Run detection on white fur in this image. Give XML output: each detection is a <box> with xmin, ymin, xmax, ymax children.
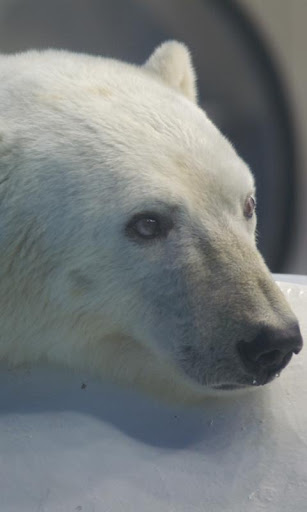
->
<box><xmin>0</xmin><ymin>42</ymin><xmax>300</xmax><ymax>403</ymax></box>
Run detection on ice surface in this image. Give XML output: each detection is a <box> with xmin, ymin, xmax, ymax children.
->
<box><xmin>0</xmin><ymin>276</ymin><xmax>306</xmax><ymax>511</ymax></box>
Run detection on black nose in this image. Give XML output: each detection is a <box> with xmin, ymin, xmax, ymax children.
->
<box><xmin>237</xmin><ymin>324</ymin><xmax>303</xmax><ymax>380</ymax></box>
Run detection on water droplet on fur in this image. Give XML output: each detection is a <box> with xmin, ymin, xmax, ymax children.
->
<box><xmin>252</xmin><ymin>380</ymin><xmax>257</xmax><ymax>385</ymax></box>
<box><xmin>275</xmin><ymin>373</ymin><xmax>280</xmax><ymax>378</ymax></box>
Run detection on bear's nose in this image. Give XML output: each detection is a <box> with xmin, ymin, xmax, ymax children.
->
<box><xmin>237</xmin><ymin>324</ymin><xmax>303</xmax><ymax>379</ymax></box>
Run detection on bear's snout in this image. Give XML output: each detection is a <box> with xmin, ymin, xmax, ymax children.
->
<box><xmin>237</xmin><ymin>324</ymin><xmax>303</xmax><ymax>384</ymax></box>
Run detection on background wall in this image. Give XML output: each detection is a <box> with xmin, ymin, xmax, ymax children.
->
<box><xmin>238</xmin><ymin>0</ymin><xmax>307</xmax><ymax>274</ymax></box>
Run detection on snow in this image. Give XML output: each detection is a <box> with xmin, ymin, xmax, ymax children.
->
<box><xmin>0</xmin><ymin>275</ymin><xmax>306</xmax><ymax>511</ymax></box>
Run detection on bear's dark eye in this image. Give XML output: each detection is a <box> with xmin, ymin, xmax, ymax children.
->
<box><xmin>125</xmin><ymin>212</ymin><xmax>173</xmax><ymax>241</ymax></box>
<box><xmin>244</xmin><ymin>195</ymin><xmax>256</xmax><ymax>219</ymax></box>
<box><xmin>126</xmin><ymin>214</ymin><xmax>162</xmax><ymax>240</ymax></box>
<box><xmin>134</xmin><ymin>217</ymin><xmax>161</xmax><ymax>238</ymax></box>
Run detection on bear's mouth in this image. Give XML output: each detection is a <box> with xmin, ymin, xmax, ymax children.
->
<box><xmin>212</xmin><ymin>383</ymin><xmax>250</xmax><ymax>391</ymax></box>
<box><xmin>212</xmin><ymin>369</ymin><xmax>281</xmax><ymax>391</ymax></box>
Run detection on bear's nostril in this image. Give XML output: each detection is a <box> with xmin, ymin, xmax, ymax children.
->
<box><xmin>257</xmin><ymin>349</ymin><xmax>283</xmax><ymax>367</ymax></box>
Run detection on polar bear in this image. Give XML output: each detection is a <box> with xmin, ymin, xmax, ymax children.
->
<box><xmin>0</xmin><ymin>41</ymin><xmax>303</xmax><ymax>402</ymax></box>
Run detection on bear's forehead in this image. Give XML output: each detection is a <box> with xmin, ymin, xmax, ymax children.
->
<box><xmin>1</xmin><ymin>50</ymin><xmax>254</xmax><ymax>204</ymax></box>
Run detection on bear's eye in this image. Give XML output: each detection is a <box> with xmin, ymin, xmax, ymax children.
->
<box><xmin>126</xmin><ymin>213</ymin><xmax>164</xmax><ymax>240</ymax></box>
<box><xmin>134</xmin><ymin>217</ymin><xmax>161</xmax><ymax>238</ymax></box>
<box><xmin>244</xmin><ymin>195</ymin><xmax>256</xmax><ymax>219</ymax></box>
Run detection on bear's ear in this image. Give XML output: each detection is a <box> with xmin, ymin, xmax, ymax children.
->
<box><xmin>144</xmin><ymin>41</ymin><xmax>197</xmax><ymax>103</ymax></box>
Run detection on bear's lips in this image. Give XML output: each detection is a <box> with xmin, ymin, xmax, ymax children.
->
<box><xmin>211</xmin><ymin>367</ymin><xmax>284</xmax><ymax>390</ymax></box>
<box><xmin>212</xmin><ymin>383</ymin><xmax>249</xmax><ymax>391</ymax></box>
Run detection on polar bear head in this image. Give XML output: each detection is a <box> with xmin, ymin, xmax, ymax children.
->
<box><xmin>0</xmin><ymin>42</ymin><xmax>303</xmax><ymax>397</ymax></box>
